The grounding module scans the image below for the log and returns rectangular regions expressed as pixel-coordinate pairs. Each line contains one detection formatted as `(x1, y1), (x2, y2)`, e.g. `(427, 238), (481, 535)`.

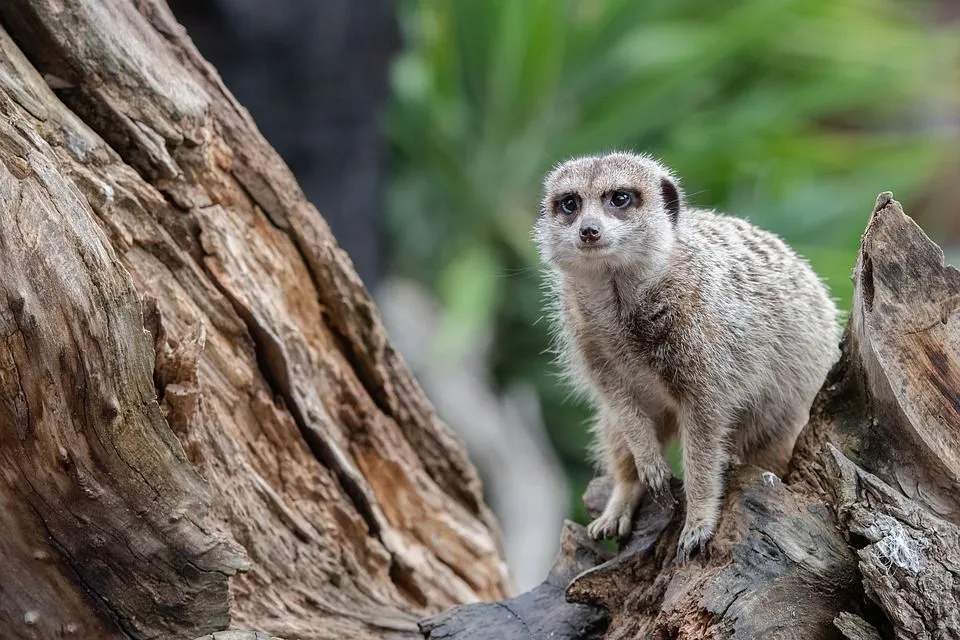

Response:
(419, 522), (610, 640)
(0, 3), (507, 639)
(423, 194), (960, 639)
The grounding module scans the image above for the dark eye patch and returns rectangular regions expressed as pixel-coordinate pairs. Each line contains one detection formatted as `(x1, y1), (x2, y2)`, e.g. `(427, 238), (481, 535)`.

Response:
(609, 190), (634, 208)
(556, 194), (581, 216)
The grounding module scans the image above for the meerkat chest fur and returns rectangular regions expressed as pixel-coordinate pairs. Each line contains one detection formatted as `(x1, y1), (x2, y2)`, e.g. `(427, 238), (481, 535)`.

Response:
(561, 270), (682, 419)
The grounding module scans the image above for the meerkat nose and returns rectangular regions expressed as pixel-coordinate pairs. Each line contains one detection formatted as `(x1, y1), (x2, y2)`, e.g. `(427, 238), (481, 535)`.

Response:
(579, 223), (601, 243)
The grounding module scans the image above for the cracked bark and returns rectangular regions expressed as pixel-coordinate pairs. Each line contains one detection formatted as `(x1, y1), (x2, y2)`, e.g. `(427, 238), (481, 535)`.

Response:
(0, 3), (507, 640)
(422, 196), (960, 640)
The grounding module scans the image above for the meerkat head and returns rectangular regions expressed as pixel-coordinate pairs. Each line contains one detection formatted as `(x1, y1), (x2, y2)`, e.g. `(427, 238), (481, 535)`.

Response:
(534, 152), (683, 274)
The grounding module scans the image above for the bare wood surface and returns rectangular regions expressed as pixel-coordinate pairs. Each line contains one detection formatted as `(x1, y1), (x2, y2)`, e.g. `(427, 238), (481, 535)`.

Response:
(0, 2), (507, 639)
(422, 195), (960, 639)
(420, 522), (610, 640)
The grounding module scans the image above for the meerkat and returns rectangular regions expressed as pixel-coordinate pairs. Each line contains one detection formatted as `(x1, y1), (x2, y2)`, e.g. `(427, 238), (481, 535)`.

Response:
(534, 152), (839, 561)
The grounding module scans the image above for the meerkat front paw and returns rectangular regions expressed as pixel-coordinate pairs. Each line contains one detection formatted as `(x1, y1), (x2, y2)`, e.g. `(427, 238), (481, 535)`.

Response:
(675, 520), (715, 563)
(637, 458), (671, 495)
(587, 482), (642, 540)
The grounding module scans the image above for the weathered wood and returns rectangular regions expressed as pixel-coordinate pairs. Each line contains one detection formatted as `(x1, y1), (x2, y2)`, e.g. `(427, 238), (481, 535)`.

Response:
(0, 2), (507, 639)
(567, 469), (861, 639)
(192, 633), (282, 640)
(834, 612), (883, 640)
(825, 444), (960, 639)
(420, 522), (610, 640)
(792, 193), (960, 512)
(423, 195), (960, 639)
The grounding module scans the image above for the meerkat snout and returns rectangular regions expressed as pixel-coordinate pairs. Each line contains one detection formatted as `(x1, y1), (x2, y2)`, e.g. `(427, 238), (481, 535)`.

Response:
(578, 219), (602, 244)
(535, 151), (840, 562)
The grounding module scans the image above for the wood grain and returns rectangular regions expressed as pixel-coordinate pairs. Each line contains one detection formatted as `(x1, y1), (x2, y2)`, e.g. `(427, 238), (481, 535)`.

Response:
(0, 3), (507, 639)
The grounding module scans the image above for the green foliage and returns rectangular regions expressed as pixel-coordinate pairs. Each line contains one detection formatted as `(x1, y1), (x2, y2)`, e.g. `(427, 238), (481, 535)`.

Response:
(386, 0), (959, 521)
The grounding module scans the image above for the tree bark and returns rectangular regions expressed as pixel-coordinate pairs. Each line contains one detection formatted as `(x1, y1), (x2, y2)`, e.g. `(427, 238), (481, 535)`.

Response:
(424, 194), (960, 640)
(0, 3), (508, 640)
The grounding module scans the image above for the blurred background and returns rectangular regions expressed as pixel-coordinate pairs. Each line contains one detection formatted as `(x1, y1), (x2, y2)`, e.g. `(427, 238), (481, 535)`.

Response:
(169, 0), (960, 591)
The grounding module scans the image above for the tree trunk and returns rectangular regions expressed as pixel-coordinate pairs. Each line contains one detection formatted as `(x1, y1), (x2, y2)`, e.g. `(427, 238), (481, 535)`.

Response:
(0, 3), (508, 640)
(424, 194), (960, 640)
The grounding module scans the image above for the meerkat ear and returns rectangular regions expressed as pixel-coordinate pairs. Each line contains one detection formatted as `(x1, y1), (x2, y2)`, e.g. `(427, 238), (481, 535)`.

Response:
(660, 177), (681, 225)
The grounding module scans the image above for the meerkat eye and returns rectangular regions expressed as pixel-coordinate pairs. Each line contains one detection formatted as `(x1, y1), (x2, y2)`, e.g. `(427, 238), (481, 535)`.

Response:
(610, 190), (633, 208)
(558, 194), (580, 216)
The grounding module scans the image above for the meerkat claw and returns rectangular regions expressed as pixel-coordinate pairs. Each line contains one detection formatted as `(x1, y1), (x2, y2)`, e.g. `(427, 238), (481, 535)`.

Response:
(587, 511), (623, 540)
(676, 522), (714, 564)
(638, 459), (671, 495)
(588, 485), (642, 540)
(586, 513), (615, 540)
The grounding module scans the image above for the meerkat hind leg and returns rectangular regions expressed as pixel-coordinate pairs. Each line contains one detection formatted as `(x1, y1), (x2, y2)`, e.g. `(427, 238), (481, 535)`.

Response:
(676, 407), (730, 563)
(738, 404), (807, 476)
(587, 425), (642, 540)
